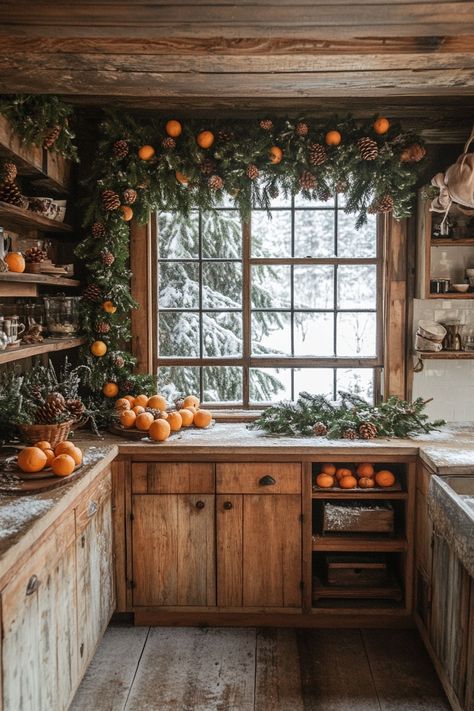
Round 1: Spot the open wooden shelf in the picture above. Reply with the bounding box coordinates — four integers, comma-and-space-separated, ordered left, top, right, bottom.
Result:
0, 272, 80, 288
0, 202, 73, 234
0, 336, 86, 365
312, 490, 408, 500
431, 238, 474, 246
312, 535, 408, 553
312, 575, 403, 601
416, 351, 474, 360
427, 292, 474, 299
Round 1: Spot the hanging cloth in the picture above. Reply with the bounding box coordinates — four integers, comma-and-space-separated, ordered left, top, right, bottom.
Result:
431, 125, 474, 219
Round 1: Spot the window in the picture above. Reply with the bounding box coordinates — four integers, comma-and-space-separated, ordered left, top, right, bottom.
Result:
156, 193, 382, 407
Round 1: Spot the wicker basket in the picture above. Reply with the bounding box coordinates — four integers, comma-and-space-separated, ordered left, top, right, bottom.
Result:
17, 420, 75, 448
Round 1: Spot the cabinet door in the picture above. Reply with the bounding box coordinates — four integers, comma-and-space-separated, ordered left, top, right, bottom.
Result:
2, 512, 77, 711
132, 494, 215, 607
217, 494, 302, 608
76, 472, 115, 676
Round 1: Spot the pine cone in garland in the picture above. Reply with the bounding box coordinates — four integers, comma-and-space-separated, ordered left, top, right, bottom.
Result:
36, 392, 67, 423
112, 139, 129, 159
200, 158, 216, 175
91, 221, 106, 239
319, 189, 331, 202
259, 119, 273, 131
268, 184, 279, 200
95, 320, 111, 335
31, 384, 42, 401
246, 163, 259, 180
43, 125, 61, 149
1, 160, 17, 183
24, 246, 47, 263
162, 137, 176, 150
400, 143, 426, 163
113, 354, 125, 369
357, 137, 379, 161
122, 380, 134, 393
368, 194, 394, 214
313, 422, 328, 436
218, 127, 234, 142
308, 143, 327, 166
300, 171, 317, 190
0, 180, 23, 207
208, 175, 224, 191
101, 249, 115, 267
82, 284, 102, 303
101, 189, 121, 211
335, 180, 348, 194
66, 398, 85, 421
296, 121, 309, 136
359, 422, 378, 439
342, 428, 358, 440
123, 188, 137, 205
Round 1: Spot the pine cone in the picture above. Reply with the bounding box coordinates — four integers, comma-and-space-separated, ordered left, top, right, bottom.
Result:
95, 320, 111, 334
208, 175, 224, 191
91, 221, 106, 239
145, 407, 163, 420
342, 428, 358, 440
200, 158, 216, 175
299, 171, 317, 190
43, 125, 61, 149
24, 246, 47, 263
162, 137, 176, 150
31, 384, 43, 401
368, 194, 394, 214
1, 160, 17, 183
313, 422, 328, 436
101, 249, 115, 266
308, 143, 327, 166
357, 137, 379, 161
359, 422, 378, 440
259, 119, 273, 131
268, 185, 279, 200
123, 188, 137, 205
112, 139, 129, 158
113, 354, 125, 368
335, 180, 348, 194
296, 121, 309, 136
101, 189, 121, 211
82, 284, 102, 303
218, 127, 234, 142
36, 392, 67, 424
319, 189, 331, 202
174, 398, 185, 411
0, 181, 23, 207
246, 163, 259, 180
400, 143, 426, 163
66, 398, 85, 421
122, 380, 134, 393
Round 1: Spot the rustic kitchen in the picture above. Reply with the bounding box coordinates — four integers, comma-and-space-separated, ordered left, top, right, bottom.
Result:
0, 3, 473, 710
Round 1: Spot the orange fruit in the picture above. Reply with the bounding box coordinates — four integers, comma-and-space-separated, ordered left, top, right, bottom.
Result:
359, 476, 375, 489
44, 449, 55, 467
339, 475, 358, 489
356, 463, 375, 478
147, 394, 168, 410
175, 171, 189, 185
69, 446, 83, 466
34, 440, 52, 452
91, 340, 107, 357
17, 446, 47, 473
120, 205, 133, 222
196, 130, 214, 149
194, 409, 212, 429
120, 409, 137, 429
269, 146, 283, 164
138, 144, 155, 160
179, 408, 194, 426
185, 405, 197, 414
167, 411, 182, 431
335, 467, 353, 481
316, 473, 335, 488
321, 463, 336, 476
149, 418, 171, 441
103, 382, 119, 398
51, 454, 75, 477
115, 398, 131, 411
124, 395, 136, 406
132, 405, 145, 415
102, 300, 117, 314
166, 119, 182, 137
134, 394, 149, 408
135, 412, 154, 431
374, 117, 390, 135
325, 130, 342, 146
183, 395, 200, 409
375, 470, 396, 488
5, 252, 25, 273
54, 440, 77, 457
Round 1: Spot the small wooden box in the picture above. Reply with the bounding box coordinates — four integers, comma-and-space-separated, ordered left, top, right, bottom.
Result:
326, 554, 389, 586
322, 502, 394, 534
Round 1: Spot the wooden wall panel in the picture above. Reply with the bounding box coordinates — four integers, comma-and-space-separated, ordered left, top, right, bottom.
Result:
130, 217, 154, 374
384, 216, 408, 399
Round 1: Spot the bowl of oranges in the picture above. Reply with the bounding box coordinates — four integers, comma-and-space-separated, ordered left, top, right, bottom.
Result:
16, 440, 83, 479
111, 393, 214, 442
314, 463, 399, 491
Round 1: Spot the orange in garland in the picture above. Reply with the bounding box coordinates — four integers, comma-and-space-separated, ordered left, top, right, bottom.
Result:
196, 130, 214, 149
138, 145, 155, 160
102, 300, 117, 314
90, 340, 107, 357
166, 120, 182, 138
325, 130, 342, 146
103, 382, 119, 398
269, 146, 283, 164
175, 171, 189, 185
373, 117, 390, 135
5, 252, 25, 273
120, 205, 133, 221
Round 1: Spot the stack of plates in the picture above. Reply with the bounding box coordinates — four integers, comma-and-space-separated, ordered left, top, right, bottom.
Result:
415, 320, 446, 352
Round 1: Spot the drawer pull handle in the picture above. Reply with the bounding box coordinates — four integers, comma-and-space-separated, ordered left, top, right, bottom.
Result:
195, 500, 205, 510
87, 500, 98, 518
26, 575, 40, 596
223, 501, 233, 510
259, 475, 276, 486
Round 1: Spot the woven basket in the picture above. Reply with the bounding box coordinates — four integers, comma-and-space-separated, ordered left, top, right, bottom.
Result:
17, 420, 75, 448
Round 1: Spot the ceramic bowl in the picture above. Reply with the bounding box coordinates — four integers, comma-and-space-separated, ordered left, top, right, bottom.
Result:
415, 334, 443, 352
417, 320, 447, 342
452, 283, 470, 293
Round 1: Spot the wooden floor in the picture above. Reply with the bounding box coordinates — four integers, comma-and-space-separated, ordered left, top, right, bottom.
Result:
71, 625, 450, 711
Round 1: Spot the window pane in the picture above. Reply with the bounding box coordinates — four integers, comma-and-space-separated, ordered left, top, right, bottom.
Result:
294, 193, 335, 208
158, 211, 199, 259
159, 312, 200, 357
337, 265, 377, 310
294, 368, 334, 399
251, 265, 291, 309
203, 366, 243, 403
337, 312, 377, 356
250, 368, 292, 402
202, 262, 242, 308
338, 212, 376, 257
294, 210, 335, 257
158, 262, 199, 309
294, 313, 334, 356
294, 266, 334, 309
336, 368, 374, 403
251, 211, 292, 257
157, 365, 200, 402
252, 312, 291, 355
202, 312, 242, 357
202, 210, 242, 258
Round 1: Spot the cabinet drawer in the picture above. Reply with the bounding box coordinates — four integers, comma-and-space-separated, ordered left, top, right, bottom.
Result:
76, 468, 112, 535
216, 463, 301, 494
132, 462, 215, 494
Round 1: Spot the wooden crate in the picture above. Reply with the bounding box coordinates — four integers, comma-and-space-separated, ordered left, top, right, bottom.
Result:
322, 501, 394, 534
326, 554, 389, 586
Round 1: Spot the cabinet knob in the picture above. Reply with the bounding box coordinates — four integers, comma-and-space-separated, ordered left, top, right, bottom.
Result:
259, 475, 276, 486
223, 501, 233, 510
87, 500, 98, 518
195, 500, 205, 510
26, 575, 40, 596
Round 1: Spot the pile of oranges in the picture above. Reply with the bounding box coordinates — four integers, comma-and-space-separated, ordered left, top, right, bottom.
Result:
17, 440, 83, 477
115, 393, 213, 442
315, 463, 396, 490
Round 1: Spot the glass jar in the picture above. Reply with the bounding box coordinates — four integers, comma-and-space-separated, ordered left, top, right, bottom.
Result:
43, 295, 81, 338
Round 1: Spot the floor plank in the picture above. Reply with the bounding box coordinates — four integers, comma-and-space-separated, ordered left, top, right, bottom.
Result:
124, 627, 256, 711
297, 629, 381, 711
70, 625, 149, 711
362, 630, 450, 711
255, 628, 304, 711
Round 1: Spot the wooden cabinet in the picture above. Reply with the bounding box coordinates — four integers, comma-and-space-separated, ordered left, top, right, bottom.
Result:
415, 463, 434, 629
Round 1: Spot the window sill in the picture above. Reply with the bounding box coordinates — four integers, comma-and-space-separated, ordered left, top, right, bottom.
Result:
211, 410, 263, 423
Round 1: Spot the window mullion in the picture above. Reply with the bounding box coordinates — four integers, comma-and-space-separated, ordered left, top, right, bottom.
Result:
242, 217, 251, 408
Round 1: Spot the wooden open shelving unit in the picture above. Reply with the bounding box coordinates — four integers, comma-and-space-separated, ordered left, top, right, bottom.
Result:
0, 202, 72, 234
0, 336, 86, 366
415, 350, 474, 360
0, 273, 80, 288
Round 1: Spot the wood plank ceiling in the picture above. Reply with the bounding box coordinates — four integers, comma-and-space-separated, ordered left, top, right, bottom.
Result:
1, 2, 474, 138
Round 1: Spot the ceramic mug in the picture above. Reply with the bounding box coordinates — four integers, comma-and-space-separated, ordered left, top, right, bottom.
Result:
3, 317, 26, 344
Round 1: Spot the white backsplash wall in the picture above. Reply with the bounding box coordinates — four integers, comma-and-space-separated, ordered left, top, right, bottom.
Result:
412, 299, 474, 421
